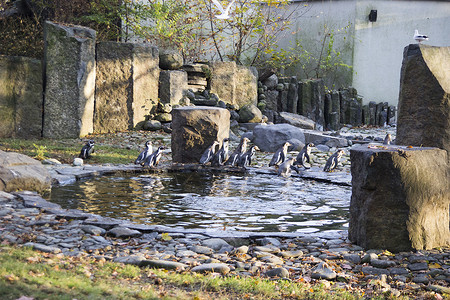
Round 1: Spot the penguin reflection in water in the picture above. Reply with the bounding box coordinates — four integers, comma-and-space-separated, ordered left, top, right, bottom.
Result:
323, 149, 345, 172
269, 142, 291, 168
143, 146, 166, 168
135, 141, 152, 165
79, 140, 95, 159
200, 141, 220, 165
237, 145, 259, 168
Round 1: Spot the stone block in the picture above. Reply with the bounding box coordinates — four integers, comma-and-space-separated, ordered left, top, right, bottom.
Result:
324, 90, 340, 130
278, 90, 288, 112
397, 44, 450, 157
298, 79, 325, 129
159, 70, 188, 106
43, 21, 96, 138
368, 101, 377, 125
287, 77, 298, 113
349, 145, 449, 252
235, 65, 258, 108
265, 90, 279, 111
349, 98, 362, 126
171, 106, 230, 163
210, 61, 257, 107
388, 105, 396, 125
0, 55, 43, 138
362, 105, 370, 125
94, 42, 159, 133
0, 150, 52, 195
278, 112, 315, 130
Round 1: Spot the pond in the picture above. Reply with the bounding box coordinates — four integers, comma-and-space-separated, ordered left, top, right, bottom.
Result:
50, 172, 351, 234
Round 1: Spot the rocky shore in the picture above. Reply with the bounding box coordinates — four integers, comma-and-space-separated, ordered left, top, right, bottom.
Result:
1, 125, 449, 298
1, 170, 450, 298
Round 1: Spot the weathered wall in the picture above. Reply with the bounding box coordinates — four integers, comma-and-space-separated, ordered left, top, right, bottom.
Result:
94, 42, 159, 133
0, 55, 43, 138
43, 21, 96, 139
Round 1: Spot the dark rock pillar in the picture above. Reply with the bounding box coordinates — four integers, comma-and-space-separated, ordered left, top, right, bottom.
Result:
397, 44, 450, 157
349, 144, 449, 252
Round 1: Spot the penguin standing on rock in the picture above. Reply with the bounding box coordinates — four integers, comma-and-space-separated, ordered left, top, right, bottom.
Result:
200, 141, 220, 165
79, 140, 95, 159
237, 145, 259, 168
211, 138, 229, 166
269, 142, 291, 168
294, 143, 314, 169
383, 134, 392, 145
143, 146, 166, 168
225, 137, 250, 166
135, 141, 152, 165
277, 157, 298, 178
323, 149, 345, 172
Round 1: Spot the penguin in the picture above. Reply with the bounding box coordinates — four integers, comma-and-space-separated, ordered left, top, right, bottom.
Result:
79, 140, 95, 159
294, 143, 314, 169
269, 142, 291, 168
323, 149, 345, 172
277, 157, 297, 178
225, 137, 250, 166
237, 145, 259, 168
143, 146, 166, 168
383, 133, 392, 145
135, 141, 153, 165
211, 138, 229, 166
199, 141, 220, 165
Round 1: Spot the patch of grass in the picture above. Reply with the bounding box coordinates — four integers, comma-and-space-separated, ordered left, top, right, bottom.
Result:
0, 244, 376, 300
0, 138, 139, 165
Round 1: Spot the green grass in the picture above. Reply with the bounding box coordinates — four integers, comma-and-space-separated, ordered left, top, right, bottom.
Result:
0, 137, 140, 165
0, 244, 378, 300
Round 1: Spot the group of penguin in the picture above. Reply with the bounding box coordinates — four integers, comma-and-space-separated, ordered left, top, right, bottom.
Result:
78, 139, 166, 168
199, 137, 346, 178
79, 136, 348, 177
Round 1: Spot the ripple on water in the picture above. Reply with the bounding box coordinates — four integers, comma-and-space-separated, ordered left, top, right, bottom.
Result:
49, 172, 351, 233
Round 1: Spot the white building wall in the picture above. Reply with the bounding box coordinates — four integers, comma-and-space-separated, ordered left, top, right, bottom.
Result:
352, 0, 450, 105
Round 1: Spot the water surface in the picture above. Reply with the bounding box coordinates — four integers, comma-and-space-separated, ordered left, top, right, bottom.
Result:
50, 172, 351, 233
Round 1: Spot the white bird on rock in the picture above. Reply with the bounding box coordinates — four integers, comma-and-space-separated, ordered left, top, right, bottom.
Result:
211, 0, 235, 19
414, 30, 428, 43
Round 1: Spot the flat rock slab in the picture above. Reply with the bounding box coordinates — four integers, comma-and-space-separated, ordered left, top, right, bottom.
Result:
191, 263, 230, 275
0, 151, 52, 195
349, 144, 449, 252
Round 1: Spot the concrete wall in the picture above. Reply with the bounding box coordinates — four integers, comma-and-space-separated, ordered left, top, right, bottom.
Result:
352, 0, 450, 105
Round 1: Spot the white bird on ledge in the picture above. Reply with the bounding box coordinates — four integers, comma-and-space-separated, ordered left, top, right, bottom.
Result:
413, 29, 428, 43
211, 0, 236, 19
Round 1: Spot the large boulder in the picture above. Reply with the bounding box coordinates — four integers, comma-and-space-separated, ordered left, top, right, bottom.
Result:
159, 49, 183, 70
171, 107, 230, 163
253, 124, 305, 152
0, 55, 43, 138
396, 44, 450, 158
43, 21, 96, 138
278, 112, 315, 130
94, 42, 159, 133
349, 145, 449, 252
0, 150, 51, 195
239, 104, 262, 123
